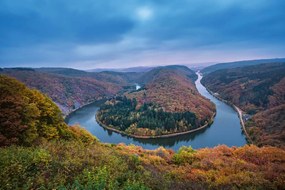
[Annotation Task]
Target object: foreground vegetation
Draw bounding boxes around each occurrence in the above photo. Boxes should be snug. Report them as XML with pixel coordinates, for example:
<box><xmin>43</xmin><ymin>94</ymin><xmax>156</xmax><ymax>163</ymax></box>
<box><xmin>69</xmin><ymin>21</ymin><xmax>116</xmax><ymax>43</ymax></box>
<box><xmin>0</xmin><ymin>75</ymin><xmax>96</xmax><ymax>146</ymax></box>
<box><xmin>1</xmin><ymin>141</ymin><xmax>285</xmax><ymax>190</ymax></box>
<box><xmin>202</xmin><ymin>62</ymin><xmax>285</xmax><ymax>149</ymax></box>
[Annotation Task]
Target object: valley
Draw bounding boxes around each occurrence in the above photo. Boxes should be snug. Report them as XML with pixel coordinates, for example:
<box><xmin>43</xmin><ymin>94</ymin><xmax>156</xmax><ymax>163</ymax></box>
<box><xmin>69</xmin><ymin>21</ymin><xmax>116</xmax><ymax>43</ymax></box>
<box><xmin>2</xmin><ymin>62</ymin><xmax>284</xmax><ymax>149</ymax></box>
<box><xmin>66</xmin><ymin>71</ymin><xmax>246</xmax><ymax>150</ymax></box>
<box><xmin>1</xmin><ymin>70</ymin><xmax>284</xmax><ymax>189</ymax></box>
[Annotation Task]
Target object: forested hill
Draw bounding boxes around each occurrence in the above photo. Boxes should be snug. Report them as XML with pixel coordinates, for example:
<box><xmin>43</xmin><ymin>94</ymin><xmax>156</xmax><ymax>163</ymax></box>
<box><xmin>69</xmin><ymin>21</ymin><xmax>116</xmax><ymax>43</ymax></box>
<box><xmin>98</xmin><ymin>65</ymin><xmax>215</xmax><ymax>137</ymax></box>
<box><xmin>0</xmin><ymin>75</ymin><xmax>96</xmax><ymax>146</ymax></box>
<box><xmin>201</xmin><ymin>63</ymin><xmax>285</xmax><ymax>148</ymax></box>
<box><xmin>201</xmin><ymin>58</ymin><xmax>285</xmax><ymax>74</ymax></box>
<box><xmin>36</xmin><ymin>67</ymin><xmax>143</xmax><ymax>86</ymax></box>
<box><xmin>201</xmin><ymin>63</ymin><xmax>285</xmax><ymax>113</ymax></box>
<box><xmin>0</xmin><ymin>68</ymin><xmax>140</xmax><ymax>115</ymax></box>
<box><xmin>134</xmin><ymin>65</ymin><xmax>212</xmax><ymax>117</ymax></box>
<box><xmin>137</xmin><ymin>65</ymin><xmax>198</xmax><ymax>84</ymax></box>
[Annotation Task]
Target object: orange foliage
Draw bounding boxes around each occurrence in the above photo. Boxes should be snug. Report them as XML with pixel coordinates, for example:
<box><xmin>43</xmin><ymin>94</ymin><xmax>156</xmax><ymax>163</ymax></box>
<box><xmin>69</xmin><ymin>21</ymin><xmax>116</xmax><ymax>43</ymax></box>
<box><xmin>127</xmin><ymin>68</ymin><xmax>215</xmax><ymax>123</ymax></box>
<box><xmin>115</xmin><ymin>144</ymin><xmax>285</xmax><ymax>189</ymax></box>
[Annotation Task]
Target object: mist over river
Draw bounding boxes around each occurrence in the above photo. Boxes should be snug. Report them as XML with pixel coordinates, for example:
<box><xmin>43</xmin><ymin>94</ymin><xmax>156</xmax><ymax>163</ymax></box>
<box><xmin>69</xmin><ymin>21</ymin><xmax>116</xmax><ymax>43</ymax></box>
<box><xmin>66</xmin><ymin>73</ymin><xmax>246</xmax><ymax>151</ymax></box>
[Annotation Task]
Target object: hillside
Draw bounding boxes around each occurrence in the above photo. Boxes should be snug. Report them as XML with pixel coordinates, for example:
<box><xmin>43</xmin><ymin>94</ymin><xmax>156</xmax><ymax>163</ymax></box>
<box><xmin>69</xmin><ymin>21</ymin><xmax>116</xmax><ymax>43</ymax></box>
<box><xmin>97</xmin><ymin>66</ymin><xmax>215</xmax><ymax>137</ymax></box>
<box><xmin>88</xmin><ymin>66</ymin><xmax>155</xmax><ymax>73</ymax></box>
<box><xmin>134</xmin><ymin>65</ymin><xmax>211</xmax><ymax>118</ymax></box>
<box><xmin>93</xmin><ymin>71</ymin><xmax>143</xmax><ymax>86</ymax></box>
<box><xmin>2</xmin><ymin>141</ymin><xmax>285</xmax><ymax>190</ymax></box>
<box><xmin>201</xmin><ymin>58</ymin><xmax>285</xmax><ymax>74</ymax></box>
<box><xmin>201</xmin><ymin>63</ymin><xmax>285</xmax><ymax>148</ymax></box>
<box><xmin>0</xmin><ymin>75</ymin><xmax>96</xmax><ymax>146</ymax></box>
<box><xmin>0</xmin><ymin>68</ymin><xmax>123</xmax><ymax>115</ymax></box>
<box><xmin>137</xmin><ymin>65</ymin><xmax>198</xmax><ymax>84</ymax></box>
<box><xmin>1</xmin><ymin>73</ymin><xmax>285</xmax><ymax>190</ymax></box>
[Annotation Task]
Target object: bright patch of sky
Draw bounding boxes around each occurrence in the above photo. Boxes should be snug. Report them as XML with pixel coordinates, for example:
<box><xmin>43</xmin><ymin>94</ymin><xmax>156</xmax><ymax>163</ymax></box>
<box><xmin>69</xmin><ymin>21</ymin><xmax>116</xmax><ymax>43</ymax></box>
<box><xmin>136</xmin><ymin>7</ymin><xmax>153</xmax><ymax>21</ymax></box>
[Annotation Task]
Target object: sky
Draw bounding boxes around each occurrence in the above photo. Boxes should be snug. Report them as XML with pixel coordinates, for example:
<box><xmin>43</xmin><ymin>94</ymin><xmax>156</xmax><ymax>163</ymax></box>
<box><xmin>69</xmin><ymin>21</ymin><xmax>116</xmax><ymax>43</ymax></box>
<box><xmin>0</xmin><ymin>0</ymin><xmax>285</xmax><ymax>69</ymax></box>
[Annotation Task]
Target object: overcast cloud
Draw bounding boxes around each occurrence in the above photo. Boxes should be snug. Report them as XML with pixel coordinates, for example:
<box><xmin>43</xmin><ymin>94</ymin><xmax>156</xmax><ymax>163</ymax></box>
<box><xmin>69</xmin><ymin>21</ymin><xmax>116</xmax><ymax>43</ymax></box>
<box><xmin>0</xmin><ymin>0</ymin><xmax>285</xmax><ymax>69</ymax></box>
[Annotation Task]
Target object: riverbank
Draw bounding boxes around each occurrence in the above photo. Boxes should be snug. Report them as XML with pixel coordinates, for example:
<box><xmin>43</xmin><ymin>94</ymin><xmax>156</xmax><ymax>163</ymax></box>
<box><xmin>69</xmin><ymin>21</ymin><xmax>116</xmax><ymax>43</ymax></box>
<box><xmin>96</xmin><ymin>112</ymin><xmax>216</xmax><ymax>139</ymax></box>
<box><xmin>64</xmin><ymin>99</ymin><xmax>106</xmax><ymax>120</ymax></box>
<box><xmin>233</xmin><ymin>105</ymin><xmax>253</xmax><ymax>144</ymax></box>
<box><xmin>203</xmin><ymin>88</ymin><xmax>253</xmax><ymax>144</ymax></box>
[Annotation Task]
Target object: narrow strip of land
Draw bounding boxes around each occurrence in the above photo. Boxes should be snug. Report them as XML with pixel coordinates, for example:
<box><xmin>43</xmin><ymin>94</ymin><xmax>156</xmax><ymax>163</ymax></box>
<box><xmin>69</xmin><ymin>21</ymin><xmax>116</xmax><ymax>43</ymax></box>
<box><xmin>233</xmin><ymin>105</ymin><xmax>253</xmax><ymax>144</ymax></box>
<box><xmin>96</xmin><ymin>112</ymin><xmax>215</xmax><ymax>139</ymax></box>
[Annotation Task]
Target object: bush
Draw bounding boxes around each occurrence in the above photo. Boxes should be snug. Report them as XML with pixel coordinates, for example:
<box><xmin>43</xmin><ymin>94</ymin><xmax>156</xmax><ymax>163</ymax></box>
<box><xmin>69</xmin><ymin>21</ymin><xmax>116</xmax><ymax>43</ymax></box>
<box><xmin>172</xmin><ymin>146</ymin><xmax>196</xmax><ymax>165</ymax></box>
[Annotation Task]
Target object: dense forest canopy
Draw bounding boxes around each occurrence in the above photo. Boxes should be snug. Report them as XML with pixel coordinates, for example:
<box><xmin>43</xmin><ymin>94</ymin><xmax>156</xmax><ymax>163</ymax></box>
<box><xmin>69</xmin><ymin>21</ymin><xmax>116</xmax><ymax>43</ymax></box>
<box><xmin>98</xmin><ymin>96</ymin><xmax>200</xmax><ymax>136</ymax></box>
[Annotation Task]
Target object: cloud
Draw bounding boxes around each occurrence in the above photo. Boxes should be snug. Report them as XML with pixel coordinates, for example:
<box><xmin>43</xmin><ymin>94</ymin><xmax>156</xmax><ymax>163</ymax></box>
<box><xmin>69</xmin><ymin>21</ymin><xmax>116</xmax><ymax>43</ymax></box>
<box><xmin>136</xmin><ymin>7</ymin><xmax>153</xmax><ymax>21</ymax></box>
<box><xmin>0</xmin><ymin>0</ymin><xmax>284</xmax><ymax>68</ymax></box>
<box><xmin>0</xmin><ymin>0</ymin><xmax>136</xmax><ymax>47</ymax></box>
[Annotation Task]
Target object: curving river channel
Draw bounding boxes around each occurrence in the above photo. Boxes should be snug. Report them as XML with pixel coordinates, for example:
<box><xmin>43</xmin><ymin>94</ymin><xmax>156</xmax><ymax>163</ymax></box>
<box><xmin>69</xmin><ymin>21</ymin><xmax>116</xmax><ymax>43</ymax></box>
<box><xmin>66</xmin><ymin>72</ymin><xmax>246</xmax><ymax>151</ymax></box>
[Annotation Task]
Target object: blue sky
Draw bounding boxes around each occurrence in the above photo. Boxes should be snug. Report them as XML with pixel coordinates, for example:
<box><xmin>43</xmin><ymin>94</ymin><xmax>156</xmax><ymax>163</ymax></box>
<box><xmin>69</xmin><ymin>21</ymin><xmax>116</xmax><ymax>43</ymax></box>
<box><xmin>0</xmin><ymin>0</ymin><xmax>285</xmax><ymax>69</ymax></box>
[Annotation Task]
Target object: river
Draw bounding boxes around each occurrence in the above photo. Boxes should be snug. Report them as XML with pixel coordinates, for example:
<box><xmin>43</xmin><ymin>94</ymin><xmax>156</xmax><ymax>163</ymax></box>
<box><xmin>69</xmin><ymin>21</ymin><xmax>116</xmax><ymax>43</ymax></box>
<box><xmin>66</xmin><ymin>72</ymin><xmax>246</xmax><ymax>151</ymax></box>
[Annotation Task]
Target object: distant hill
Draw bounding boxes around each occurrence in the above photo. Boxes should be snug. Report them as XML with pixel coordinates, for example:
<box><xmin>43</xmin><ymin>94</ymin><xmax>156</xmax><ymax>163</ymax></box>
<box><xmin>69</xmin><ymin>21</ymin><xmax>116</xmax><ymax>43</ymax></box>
<box><xmin>137</xmin><ymin>65</ymin><xmax>198</xmax><ymax>84</ymax></box>
<box><xmin>92</xmin><ymin>71</ymin><xmax>143</xmax><ymax>86</ymax></box>
<box><xmin>97</xmin><ymin>65</ymin><xmax>215</xmax><ymax>137</ymax></box>
<box><xmin>201</xmin><ymin>58</ymin><xmax>285</xmax><ymax>74</ymax></box>
<box><xmin>36</xmin><ymin>67</ymin><xmax>88</xmax><ymax>77</ymax></box>
<box><xmin>201</xmin><ymin>62</ymin><xmax>285</xmax><ymax>148</ymax></box>
<box><xmin>37</xmin><ymin>67</ymin><xmax>143</xmax><ymax>85</ymax></box>
<box><xmin>0</xmin><ymin>69</ymin><xmax>122</xmax><ymax>115</ymax></box>
<box><xmin>88</xmin><ymin>66</ymin><xmax>155</xmax><ymax>73</ymax></box>
<box><xmin>120</xmin><ymin>66</ymin><xmax>155</xmax><ymax>72</ymax></box>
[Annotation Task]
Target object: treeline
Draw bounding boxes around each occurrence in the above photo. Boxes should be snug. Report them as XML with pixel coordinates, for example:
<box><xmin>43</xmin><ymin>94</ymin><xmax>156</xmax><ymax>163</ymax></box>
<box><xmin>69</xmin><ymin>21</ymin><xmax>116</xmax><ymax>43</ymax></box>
<box><xmin>98</xmin><ymin>96</ymin><xmax>199</xmax><ymax>136</ymax></box>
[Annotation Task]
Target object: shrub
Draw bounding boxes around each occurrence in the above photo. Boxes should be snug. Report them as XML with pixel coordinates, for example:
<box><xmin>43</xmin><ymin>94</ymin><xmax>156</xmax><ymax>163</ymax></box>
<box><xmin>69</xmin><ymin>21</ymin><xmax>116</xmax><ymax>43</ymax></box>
<box><xmin>172</xmin><ymin>146</ymin><xmax>196</xmax><ymax>165</ymax></box>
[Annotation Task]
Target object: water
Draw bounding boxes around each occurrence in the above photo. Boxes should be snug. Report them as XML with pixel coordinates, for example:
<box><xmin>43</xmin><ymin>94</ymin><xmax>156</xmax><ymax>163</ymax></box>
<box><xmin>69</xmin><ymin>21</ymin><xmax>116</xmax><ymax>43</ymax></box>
<box><xmin>66</xmin><ymin>73</ymin><xmax>246</xmax><ymax>151</ymax></box>
<box><xmin>135</xmin><ymin>84</ymin><xmax>141</xmax><ymax>90</ymax></box>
